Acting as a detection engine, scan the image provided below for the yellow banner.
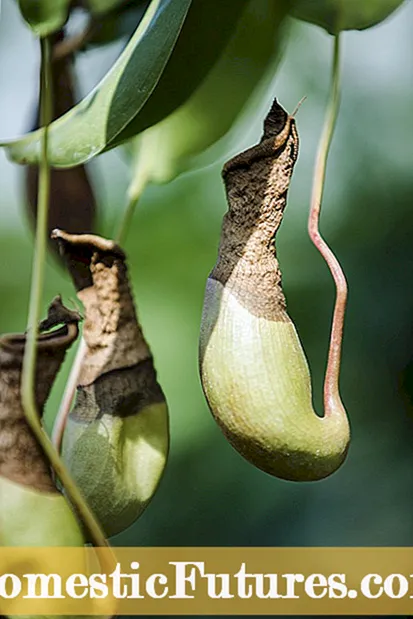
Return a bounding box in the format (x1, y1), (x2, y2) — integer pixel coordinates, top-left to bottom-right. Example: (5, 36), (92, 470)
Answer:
(1, 547), (413, 615)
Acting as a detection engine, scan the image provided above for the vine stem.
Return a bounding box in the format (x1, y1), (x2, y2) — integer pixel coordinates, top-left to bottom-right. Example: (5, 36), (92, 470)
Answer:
(21, 36), (109, 550)
(52, 147), (149, 451)
(116, 155), (149, 244)
(307, 34), (347, 414)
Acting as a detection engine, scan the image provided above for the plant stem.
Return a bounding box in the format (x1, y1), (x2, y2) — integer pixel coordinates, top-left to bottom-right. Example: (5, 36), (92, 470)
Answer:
(307, 34), (347, 413)
(116, 152), (149, 244)
(22, 37), (52, 396)
(21, 36), (109, 550)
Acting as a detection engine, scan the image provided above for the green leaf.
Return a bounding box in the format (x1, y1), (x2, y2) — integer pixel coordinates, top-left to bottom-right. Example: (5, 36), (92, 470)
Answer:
(4, 0), (191, 167)
(291, 0), (406, 34)
(108, 0), (250, 150)
(128, 0), (289, 185)
(15, 0), (71, 36)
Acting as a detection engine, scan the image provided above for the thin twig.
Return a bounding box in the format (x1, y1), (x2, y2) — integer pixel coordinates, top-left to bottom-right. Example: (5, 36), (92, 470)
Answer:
(21, 36), (109, 550)
(307, 34), (347, 413)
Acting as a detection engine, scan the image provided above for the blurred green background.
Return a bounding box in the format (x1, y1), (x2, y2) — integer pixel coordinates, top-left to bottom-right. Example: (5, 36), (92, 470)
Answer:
(1, 0), (413, 556)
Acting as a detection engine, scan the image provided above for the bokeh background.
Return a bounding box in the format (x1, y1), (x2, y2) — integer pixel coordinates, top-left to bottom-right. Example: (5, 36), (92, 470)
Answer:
(1, 0), (413, 562)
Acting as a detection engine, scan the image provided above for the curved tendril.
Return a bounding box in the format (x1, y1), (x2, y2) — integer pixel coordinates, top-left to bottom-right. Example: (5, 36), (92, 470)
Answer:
(307, 34), (347, 413)
(21, 36), (109, 550)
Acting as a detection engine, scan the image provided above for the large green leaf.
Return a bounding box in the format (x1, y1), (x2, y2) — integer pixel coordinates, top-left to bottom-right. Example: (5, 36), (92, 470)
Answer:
(3, 0), (191, 167)
(16, 0), (71, 36)
(108, 0), (250, 149)
(4, 0), (248, 168)
(128, 0), (289, 185)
